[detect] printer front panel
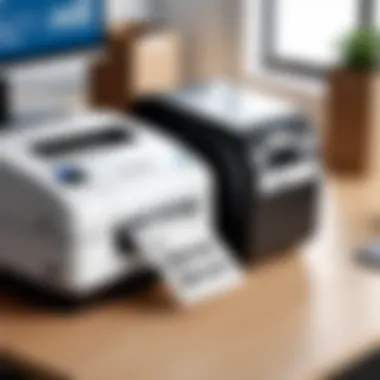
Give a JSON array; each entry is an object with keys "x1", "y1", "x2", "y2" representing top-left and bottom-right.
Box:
[
  {"x1": 248, "y1": 115, "x2": 321, "y2": 255},
  {"x1": 62, "y1": 178, "x2": 213, "y2": 296},
  {"x1": 249, "y1": 115, "x2": 319, "y2": 196},
  {"x1": 0, "y1": 165, "x2": 71, "y2": 290}
]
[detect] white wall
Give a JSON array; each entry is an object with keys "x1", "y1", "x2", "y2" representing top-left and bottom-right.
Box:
[
  {"x1": 108, "y1": 0, "x2": 151, "y2": 21},
  {"x1": 158, "y1": 0, "x2": 244, "y2": 81}
]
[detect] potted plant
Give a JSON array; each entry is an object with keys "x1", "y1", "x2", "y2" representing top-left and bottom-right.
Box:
[{"x1": 326, "y1": 28, "x2": 380, "y2": 174}]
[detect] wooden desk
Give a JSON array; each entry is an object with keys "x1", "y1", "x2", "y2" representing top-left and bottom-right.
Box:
[{"x1": 3, "y1": 177, "x2": 380, "y2": 380}]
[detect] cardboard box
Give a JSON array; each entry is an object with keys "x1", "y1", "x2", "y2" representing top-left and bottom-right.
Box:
[
  {"x1": 89, "y1": 23, "x2": 182, "y2": 110},
  {"x1": 131, "y1": 31, "x2": 181, "y2": 97}
]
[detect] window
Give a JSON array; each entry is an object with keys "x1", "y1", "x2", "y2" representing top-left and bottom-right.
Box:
[{"x1": 261, "y1": 0, "x2": 376, "y2": 78}]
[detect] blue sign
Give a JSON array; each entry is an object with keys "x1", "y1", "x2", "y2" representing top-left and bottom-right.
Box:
[{"x1": 0, "y1": 0, "x2": 104, "y2": 62}]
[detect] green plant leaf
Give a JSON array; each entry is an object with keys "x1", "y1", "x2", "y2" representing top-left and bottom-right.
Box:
[{"x1": 338, "y1": 28, "x2": 380, "y2": 71}]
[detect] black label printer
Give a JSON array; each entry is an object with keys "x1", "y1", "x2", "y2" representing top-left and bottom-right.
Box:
[{"x1": 133, "y1": 81, "x2": 320, "y2": 263}]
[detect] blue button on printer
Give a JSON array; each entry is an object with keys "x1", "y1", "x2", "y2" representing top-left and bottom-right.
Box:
[{"x1": 54, "y1": 165, "x2": 85, "y2": 185}]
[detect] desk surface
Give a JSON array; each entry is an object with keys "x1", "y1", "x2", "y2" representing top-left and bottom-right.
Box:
[{"x1": 3, "y1": 177, "x2": 380, "y2": 380}]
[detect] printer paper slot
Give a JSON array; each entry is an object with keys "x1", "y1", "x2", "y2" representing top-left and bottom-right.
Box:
[{"x1": 34, "y1": 128, "x2": 132, "y2": 158}]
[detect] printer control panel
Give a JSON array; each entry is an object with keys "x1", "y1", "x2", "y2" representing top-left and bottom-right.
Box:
[
  {"x1": 31, "y1": 124, "x2": 197, "y2": 193},
  {"x1": 251, "y1": 116, "x2": 319, "y2": 195}
]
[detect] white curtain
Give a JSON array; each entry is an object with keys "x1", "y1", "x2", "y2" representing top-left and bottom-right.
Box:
[{"x1": 153, "y1": 0, "x2": 244, "y2": 82}]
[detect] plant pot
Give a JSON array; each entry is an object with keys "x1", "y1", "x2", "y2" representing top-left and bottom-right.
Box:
[{"x1": 326, "y1": 68, "x2": 380, "y2": 175}]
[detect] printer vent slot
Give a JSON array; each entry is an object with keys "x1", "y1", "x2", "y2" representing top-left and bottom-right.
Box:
[
  {"x1": 269, "y1": 148, "x2": 300, "y2": 168},
  {"x1": 34, "y1": 128, "x2": 131, "y2": 159}
]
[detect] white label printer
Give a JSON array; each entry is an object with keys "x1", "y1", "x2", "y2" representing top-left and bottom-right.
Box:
[{"x1": 0, "y1": 113, "x2": 242, "y2": 304}]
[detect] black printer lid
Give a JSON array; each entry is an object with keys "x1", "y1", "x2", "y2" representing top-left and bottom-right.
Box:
[{"x1": 162, "y1": 80, "x2": 299, "y2": 133}]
